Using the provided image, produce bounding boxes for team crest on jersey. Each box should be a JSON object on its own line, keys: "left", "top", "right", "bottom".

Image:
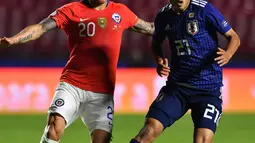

{"left": 98, "top": 17, "right": 107, "bottom": 28}
{"left": 55, "top": 99, "right": 64, "bottom": 107}
{"left": 187, "top": 20, "right": 199, "bottom": 35}
{"left": 112, "top": 13, "right": 122, "bottom": 23}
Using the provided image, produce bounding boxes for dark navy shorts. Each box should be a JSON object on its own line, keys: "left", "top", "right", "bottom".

{"left": 146, "top": 83, "right": 222, "bottom": 133}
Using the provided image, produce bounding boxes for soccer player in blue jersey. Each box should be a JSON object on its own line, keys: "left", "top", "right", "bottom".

{"left": 130, "top": 0, "right": 240, "bottom": 143}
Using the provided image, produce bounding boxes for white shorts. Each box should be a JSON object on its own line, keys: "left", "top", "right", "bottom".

{"left": 48, "top": 82, "right": 114, "bottom": 134}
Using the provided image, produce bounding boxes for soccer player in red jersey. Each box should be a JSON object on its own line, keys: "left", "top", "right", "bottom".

{"left": 0, "top": 0, "right": 154, "bottom": 143}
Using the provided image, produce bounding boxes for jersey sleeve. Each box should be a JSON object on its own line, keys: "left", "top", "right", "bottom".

{"left": 49, "top": 5, "right": 72, "bottom": 29}
{"left": 122, "top": 5, "right": 138, "bottom": 29}
{"left": 153, "top": 13, "right": 166, "bottom": 42}
{"left": 205, "top": 3, "right": 231, "bottom": 34}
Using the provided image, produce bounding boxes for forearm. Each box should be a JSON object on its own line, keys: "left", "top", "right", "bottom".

{"left": 226, "top": 34, "right": 240, "bottom": 57}
{"left": 145, "top": 22, "right": 154, "bottom": 35}
{"left": 152, "top": 40, "right": 164, "bottom": 62}
{"left": 131, "top": 19, "right": 154, "bottom": 36}
{"left": 136, "top": 22, "right": 154, "bottom": 35}
{"left": 10, "top": 24, "right": 44, "bottom": 45}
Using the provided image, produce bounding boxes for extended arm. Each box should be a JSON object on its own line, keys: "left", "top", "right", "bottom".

{"left": 0, "top": 17, "right": 57, "bottom": 48}
{"left": 130, "top": 18, "right": 154, "bottom": 36}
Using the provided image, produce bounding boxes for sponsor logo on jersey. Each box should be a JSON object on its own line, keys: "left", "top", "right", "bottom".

{"left": 187, "top": 20, "right": 199, "bottom": 35}
{"left": 55, "top": 99, "right": 65, "bottom": 107}
{"left": 113, "top": 25, "right": 121, "bottom": 31}
{"left": 80, "top": 18, "right": 90, "bottom": 22}
{"left": 165, "top": 24, "right": 171, "bottom": 31}
{"left": 98, "top": 17, "right": 107, "bottom": 28}
{"left": 188, "top": 12, "right": 195, "bottom": 18}
{"left": 112, "top": 13, "right": 122, "bottom": 23}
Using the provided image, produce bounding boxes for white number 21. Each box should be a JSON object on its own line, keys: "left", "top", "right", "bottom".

{"left": 203, "top": 104, "right": 221, "bottom": 124}
{"left": 175, "top": 39, "right": 191, "bottom": 56}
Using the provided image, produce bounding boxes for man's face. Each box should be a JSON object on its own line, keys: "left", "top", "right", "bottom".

{"left": 169, "top": 0, "right": 190, "bottom": 12}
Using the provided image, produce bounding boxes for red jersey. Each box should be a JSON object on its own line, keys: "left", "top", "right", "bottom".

{"left": 50, "top": 1, "right": 138, "bottom": 95}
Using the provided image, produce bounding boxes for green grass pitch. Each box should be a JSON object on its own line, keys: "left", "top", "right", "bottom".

{"left": 0, "top": 114, "right": 254, "bottom": 143}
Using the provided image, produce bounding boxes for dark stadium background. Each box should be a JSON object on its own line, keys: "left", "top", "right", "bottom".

{"left": 0, "top": 0, "right": 254, "bottom": 143}
{"left": 0, "top": 0, "right": 254, "bottom": 67}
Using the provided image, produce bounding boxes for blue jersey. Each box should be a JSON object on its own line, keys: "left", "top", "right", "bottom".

{"left": 153, "top": 0, "right": 231, "bottom": 91}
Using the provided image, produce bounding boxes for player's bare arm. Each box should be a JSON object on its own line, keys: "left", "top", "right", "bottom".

{"left": 152, "top": 39, "right": 170, "bottom": 77}
{"left": 0, "top": 17, "right": 56, "bottom": 48}
{"left": 215, "top": 28, "right": 240, "bottom": 66}
{"left": 130, "top": 18, "right": 154, "bottom": 35}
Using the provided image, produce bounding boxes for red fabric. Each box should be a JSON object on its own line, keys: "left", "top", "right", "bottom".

{"left": 50, "top": 1, "right": 138, "bottom": 94}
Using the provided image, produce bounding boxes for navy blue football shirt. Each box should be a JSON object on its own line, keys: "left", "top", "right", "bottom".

{"left": 153, "top": 0, "right": 231, "bottom": 91}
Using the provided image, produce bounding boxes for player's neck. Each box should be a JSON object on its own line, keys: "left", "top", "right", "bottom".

{"left": 84, "top": 0, "right": 108, "bottom": 10}
{"left": 94, "top": 2, "right": 108, "bottom": 10}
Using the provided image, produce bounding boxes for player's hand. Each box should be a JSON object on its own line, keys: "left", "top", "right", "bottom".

{"left": 156, "top": 58, "right": 170, "bottom": 77}
{"left": 215, "top": 48, "right": 232, "bottom": 67}
{"left": 0, "top": 37, "right": 12, "bottom": 48}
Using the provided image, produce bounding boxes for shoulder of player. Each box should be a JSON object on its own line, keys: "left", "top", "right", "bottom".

{"left": 58, "top": 2, "right": 82, "bottom": 11}
{"left": 110, "top": 2, "right": 129, "bottom": 10}
{"left": 190, "top": 0, "right": 211, "bottom": 10}
{"left": 155, "top": 4, "right": 172, "bottom": 21}
{"left": 190, "top": 0, "right": 216, "bottom": 17}
{"left": 158, "top": 4, "right": 172, "bottom": 14}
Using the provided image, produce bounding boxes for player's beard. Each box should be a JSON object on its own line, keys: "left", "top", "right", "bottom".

{"left": 88, "top": 0, "right": 107, "bottom": 6}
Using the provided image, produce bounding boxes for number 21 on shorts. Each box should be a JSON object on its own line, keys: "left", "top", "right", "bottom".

{"left": 203, "top": 104, "right": 222, "bottom": 125}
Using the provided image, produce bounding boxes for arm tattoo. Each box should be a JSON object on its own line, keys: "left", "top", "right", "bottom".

{"left": 131, "top": 19, "right": 154, "bottom": 35}
{"left": 12, "top": 30, "right": 36, "bottom": 44}
{"left": 11, "top": 18, "right": 57, "bottom": 45}
{"left": 40, "top": 17, "right": 57, "bottom": 32}
{"left": 18, "top": 33, "right": 33, "bottom": 43}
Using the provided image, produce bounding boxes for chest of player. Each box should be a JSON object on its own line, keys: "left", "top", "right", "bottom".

{"left": 165, "top": 11, "right": 205, "bottom": 40}
{"left": 164, "top": 10, "right": 217, "bottom": 57}
{"left": 70, "top": 13, "right": 124, "bottom": 39}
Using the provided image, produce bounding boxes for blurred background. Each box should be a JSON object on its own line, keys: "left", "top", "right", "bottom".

{"left": 0, "top": 0, "right": 254, "bottom": 143}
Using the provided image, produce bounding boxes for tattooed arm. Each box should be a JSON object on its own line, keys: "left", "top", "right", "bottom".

{"left": 0, "top": 17, "right": 57, "bottom": 48}
{"left": 130, "top": 18, "right": 154, "bottom": 36}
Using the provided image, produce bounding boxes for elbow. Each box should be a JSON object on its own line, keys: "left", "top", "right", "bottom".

{"left": 237, "top": 35, "right": 241, "bottom": 47}
{"left": 229, "top": 33, "right": 241, "bottom": 48}
{"left": 235, "top": 34, "right": 241, "bottom": 48}
{"left": 34, "top": 24, "right": 46, "bottom": 39}
{"left": 39, "top": 24, "right": 47, "bottom": 34}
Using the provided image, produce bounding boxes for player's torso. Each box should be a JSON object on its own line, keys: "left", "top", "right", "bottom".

{"left": 60, "top": 2, "right": 131, "bottom": 94}
{"left": 165, "top": 4, "right": 218, "bottom": 58}
{"left": 65, "top": 2, "right": 125, "bottom": 51}
{"left": 162, "top": 3, "right": 222, "bottom": 90}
